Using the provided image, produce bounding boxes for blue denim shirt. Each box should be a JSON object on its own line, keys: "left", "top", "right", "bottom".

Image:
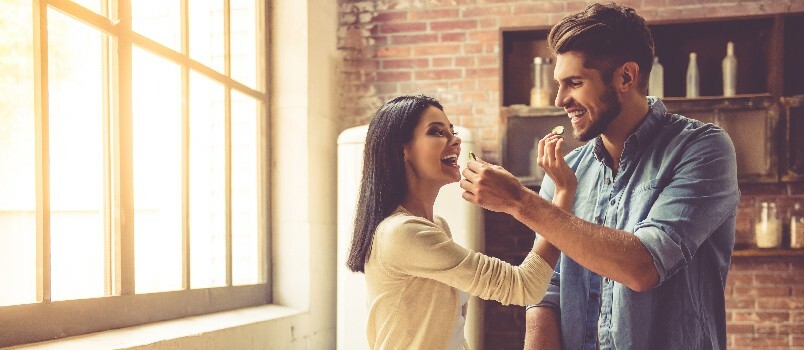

{"left": 534, "top": 98, "right": 740, "bottom": 350}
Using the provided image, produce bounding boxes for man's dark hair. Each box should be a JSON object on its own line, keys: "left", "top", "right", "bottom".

{"left": 548, "top": 2, "right": 655, "bottom": 92}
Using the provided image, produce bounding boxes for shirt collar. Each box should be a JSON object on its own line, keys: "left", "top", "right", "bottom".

{"left": 593, "top": 96, "right": 667, "bottom": 163}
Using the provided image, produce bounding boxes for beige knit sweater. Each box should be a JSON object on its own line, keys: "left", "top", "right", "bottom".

{"left": 364, "top": 207, "right": 553, "bottom": 350}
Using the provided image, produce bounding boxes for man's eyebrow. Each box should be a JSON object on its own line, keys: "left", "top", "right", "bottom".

{"left": 555, "top": 75, "right": 584, "bottom": 83}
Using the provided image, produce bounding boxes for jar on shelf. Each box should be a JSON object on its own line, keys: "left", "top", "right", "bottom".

{"left": 530, "top": 57, "right": 555, "bottom": 108}
{"left": 755, "top": 201, "right": 782, "bottom": 248}
{"left": 790, "top": 202, "right": 804, "bottom": 249}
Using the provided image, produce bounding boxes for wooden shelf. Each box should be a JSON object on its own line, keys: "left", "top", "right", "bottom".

{"left": 499, "top": 14, "right": 804, "bottom": 182}
{"left": 732, "top": 248, "right": 804, "bottom": 257}
{"left": 661, "top": 93, "right": 773, "bottom": 102}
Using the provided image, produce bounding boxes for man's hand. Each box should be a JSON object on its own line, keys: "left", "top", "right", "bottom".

{"left": 460, "top": 159, "right": 530, "bottom": 214}
{"left": 537, "top": 133, "right": 577, "bottom": 194}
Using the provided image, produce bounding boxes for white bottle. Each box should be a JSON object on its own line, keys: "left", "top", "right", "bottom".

{"left": 648, "top": 57, "right": 664, "bottom": 98}
{"left": 686, "top": 52, "right": 699, "bottom": 98}
{"left": 722, "top": 42, "right": 737, "bottom": 97}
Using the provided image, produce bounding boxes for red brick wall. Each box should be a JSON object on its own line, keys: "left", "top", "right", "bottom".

{"left": 727, "top": 184, "right": 804, "bottom": 349}
{"left": 336, "top": 1, "right": 804, "bottom": 348}
{"left": 337, "top": 0, "right": 804, "bottom": 162}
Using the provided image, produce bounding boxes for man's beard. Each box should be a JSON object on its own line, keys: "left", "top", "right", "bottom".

{"left": 575, "top": 85, "right": 622, "bottom": 142}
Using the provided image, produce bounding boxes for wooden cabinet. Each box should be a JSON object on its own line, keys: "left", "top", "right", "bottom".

{"left": 500, "top": 14, "right": 804, "bottom": 183}
{"left": 663, "top": 95, "right": 779, "bottom": 183}
{"left": 781, "top": 95, "right": 804, "bottom": 182}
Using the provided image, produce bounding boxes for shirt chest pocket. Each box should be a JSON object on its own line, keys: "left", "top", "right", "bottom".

{"left": 620, "top": 178, "right": 664, "bottom": 231}
{"left": 573, "top": 192, "right": 596, "bottom": 222}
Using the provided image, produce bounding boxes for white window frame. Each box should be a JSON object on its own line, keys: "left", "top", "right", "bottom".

{"left": 0, "top": 0, "right": 270, "bottom": 346}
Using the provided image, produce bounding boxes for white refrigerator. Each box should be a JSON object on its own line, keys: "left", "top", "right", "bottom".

{"left": 336, "top": 125, "right": 485, "bottom": 349}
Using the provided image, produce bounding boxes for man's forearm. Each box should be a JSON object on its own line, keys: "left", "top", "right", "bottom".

{"left": 524, "top": 306, "right": 561, "bottom": 350}
{"left": 531, "top": 189, "right": 574, "bottom": 268}
{"left": 512, "top": 190, "right": 659, "bottom": 292}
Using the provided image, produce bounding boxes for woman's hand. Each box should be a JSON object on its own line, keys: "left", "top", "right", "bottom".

{"left": 536, "top": 132, "right": 577, "bottom": 195}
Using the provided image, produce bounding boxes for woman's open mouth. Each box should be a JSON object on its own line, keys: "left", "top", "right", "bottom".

{"left": 441, "top": 154, "right": 459, "bottom": 168}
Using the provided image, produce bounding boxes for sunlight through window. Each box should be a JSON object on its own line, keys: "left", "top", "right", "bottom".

{"left": 0, "top": 0, "right": 36, "bottom": 307}
{"left": 0, "top": 0, "right": 267, "bottom": 344}
{"left": 47, "top": 7, "right": 106, "bottom": 302}
{"left": 232, "top": 91, "right": 259, "bottom": 285}
{"left": 132, "top": 47, "right": 183, "bottom": 294}
{"left": 189, "top": 72, "right": 226, "bottom": 289}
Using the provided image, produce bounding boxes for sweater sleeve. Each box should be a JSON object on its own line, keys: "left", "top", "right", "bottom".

{"left": 376, "top": 215, "right": 552, "bottom": 306}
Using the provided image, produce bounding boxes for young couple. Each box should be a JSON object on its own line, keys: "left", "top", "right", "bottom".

{"left": 347, "top": 3, "right": 739, "bottom": 349}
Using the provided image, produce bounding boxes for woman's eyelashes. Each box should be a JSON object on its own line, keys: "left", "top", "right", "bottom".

{"left": 427, "top": 128, "right": 457, "bottom": 137}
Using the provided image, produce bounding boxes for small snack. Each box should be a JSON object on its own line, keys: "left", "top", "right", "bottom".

{"left": 552, "top": 125, "right": 565, "bottom": 135}
{"left": 469, "top": 152, "right": 477, "bottom": 161}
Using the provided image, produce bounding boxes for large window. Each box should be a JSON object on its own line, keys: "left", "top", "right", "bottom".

{"left": 0, "top": 0, "right": 268, "bottom": 346}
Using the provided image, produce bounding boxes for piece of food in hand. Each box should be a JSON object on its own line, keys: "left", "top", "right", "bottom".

{"left": 469, "top": 152, "right": 477, "bottom": 161}
{"left": 552, "top": 125, "right": 565, "bottom": 135}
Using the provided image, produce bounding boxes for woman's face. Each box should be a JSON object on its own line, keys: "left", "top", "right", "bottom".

{"left": 402, "top": 106, "right": 462, "bottom": 187}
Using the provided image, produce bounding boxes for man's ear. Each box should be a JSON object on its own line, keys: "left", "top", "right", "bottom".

{"left": 619, "top": 61, "right": 639, "bottom": 92}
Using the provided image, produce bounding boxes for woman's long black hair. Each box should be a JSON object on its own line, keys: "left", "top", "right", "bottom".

{"left": 346, "top": 95, "right": 444, "bottom": 273}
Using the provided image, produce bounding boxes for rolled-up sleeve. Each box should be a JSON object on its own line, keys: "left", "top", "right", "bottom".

{"left": 528, "top": 175, "right": 560, "bottom": 309}
{"left": 532, "top": 266, "right": 561, "bottom": 309}
{"left": 633, "top": 128, "right": 740, "bottom": 285}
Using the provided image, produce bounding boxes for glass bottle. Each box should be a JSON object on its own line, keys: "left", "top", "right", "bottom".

{"left": 755, "top": 201, "right": 782, "bottom": 248}
{"left": 722, "top": 42, "right": 737, "bottom": 97}
{"left": 791, "top": 202, "right": 804, "bottom": 249}
{"left": 649, "top": 56, "right": 664, "bottom": 98}
{"left": 530, "top": 57, "right": 551, "bottom": 107}
{"left": 686, "top": 52, "right": 699, "bottom": 98}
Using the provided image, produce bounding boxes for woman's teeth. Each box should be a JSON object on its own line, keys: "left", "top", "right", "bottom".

{"left": 441, "top": 154, "right": 458, "bottom": 165}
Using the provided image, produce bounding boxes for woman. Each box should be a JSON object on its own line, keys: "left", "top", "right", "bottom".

{"left": 346, "top": 95, "right": 576, "bottom": 349}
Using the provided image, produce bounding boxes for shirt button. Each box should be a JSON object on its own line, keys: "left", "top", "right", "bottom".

{"left": 610, "top": 199, "right": 616, "bottom": 205}
{"left": 604, "top": 178, "right": 611, "bottom": 185}
{"left": 594, "top": 215, "right": 601, "bottom": 223}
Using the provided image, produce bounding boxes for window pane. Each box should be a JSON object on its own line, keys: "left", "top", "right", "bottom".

{"left": 132, "top": 0, "right": 180, "bottom": 52}
{"left": 70, "top": 0, "right": 104, "bottom": 16}
{"left": 231, "top": 91, "right": 259, "bottom": 285}
{"left": 230, "top": 0, "right": 258, "bottom": 89}
{"left": 0, "top": 0, "right": 36, "bottom": 307}
{"left": 132, "top": 47, "right": 182, "bottom": 293}
{"left": 47, "top": 8, "right": 106, "bottom": 301}
{"left": 189, "top": 0, "right": 224, "bottom": 72}
{"left": 189, "top": 72, "right": 225, "bottom": 289}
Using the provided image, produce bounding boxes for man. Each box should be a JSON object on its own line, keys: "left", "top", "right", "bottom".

{"left": 460, "top": 3, "right": 740, "bottom": 349}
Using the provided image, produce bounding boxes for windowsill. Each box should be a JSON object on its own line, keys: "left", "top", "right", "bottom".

{"left": 5, "top": 305, "right": 304, "bottom": 350}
